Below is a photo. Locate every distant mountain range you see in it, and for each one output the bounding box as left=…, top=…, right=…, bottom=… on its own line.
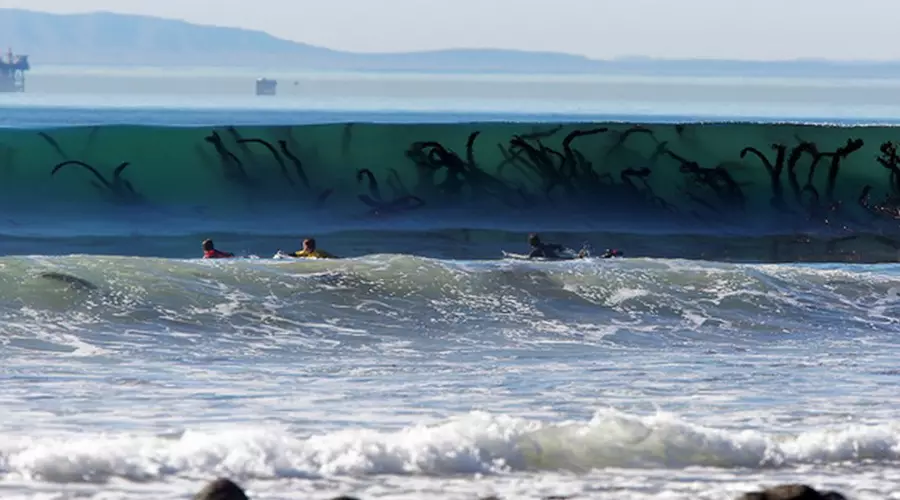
left=3, top=8, right=900, bottom=77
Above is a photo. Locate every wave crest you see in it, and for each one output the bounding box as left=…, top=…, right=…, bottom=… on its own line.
left=3, top=410, right=898, bottom=484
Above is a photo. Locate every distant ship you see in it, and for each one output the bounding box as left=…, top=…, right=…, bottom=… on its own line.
left=0, top=48, right=29, bottom=92
left=255, top=77, right=277, bottom=96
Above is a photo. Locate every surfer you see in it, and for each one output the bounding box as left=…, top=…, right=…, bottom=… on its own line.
left=600, top=248, right=623, bottom=258
left=526, top=233, right=582, bottom=259
left=523, top=234, right=620, bottom=260
left=282, top=238, right=337, bottom=259
left=202, top=239, right=234, bottom=259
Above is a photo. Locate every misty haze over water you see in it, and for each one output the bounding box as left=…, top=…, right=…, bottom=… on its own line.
left=11, top=66, right=900, bottom=120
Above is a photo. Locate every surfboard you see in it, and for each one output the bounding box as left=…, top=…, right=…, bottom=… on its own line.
left=501, top=251, right=533, bottom=260
left=196, top=255, right=260, bottom=261
left=501, top=250, right=581, bottom=261
left=272, top=251, right=333, bottom=260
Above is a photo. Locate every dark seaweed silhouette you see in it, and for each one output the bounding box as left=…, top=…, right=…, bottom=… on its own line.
left=485, top=126, right=683, bottom=214
left=203, top=132, right=250, bottom=185
left=618, top=166, right=673, bottom=211
left=783, top=138, right=864, bottom=207
left=406, top=132, right=519, bottom=207
left=50, top=160, right=143, bottom=203
left=226, top=127, right=255, bottom=164
left=236, top=138, right=294, bottom=186
left=786, top=140, right=820, bottom=203
left=605, top=126, right=659, bottom=160
left=508, top=135, right=569, bottom=198
left=37, top=132, right=68, bottom=160
left=876, top=141, right=900, bottom=194
left=561, top=128, right=608, bottom=183
left=620, top=167, right=652, bottom=193
left=494, top=126, right=683, bottom=215
left=740, top=138, right=863, bottom=227
left=355, top=168, right=426, bottom=215
left=667, top=150, right=745, bottom=211
left=37, top=128, right=100, bottom=165
left=740, top=144, right=789, bottom=212
left=276, top=139, right=333, bottom=207
left=356, top=169, right=381, bottom=200
left=411, top=137, right=469, bottom=199
left=277, top=140, right=311, bottom=190
left=820, top=138, right=864, bottom=203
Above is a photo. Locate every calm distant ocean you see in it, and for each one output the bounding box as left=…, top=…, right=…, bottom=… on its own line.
left=0, top=69, right=897, bottom=500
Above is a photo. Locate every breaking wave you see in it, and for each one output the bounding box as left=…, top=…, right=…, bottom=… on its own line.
left=2, top=410, right=898, bottom=484
left=3, top=253, right=900, bottom=356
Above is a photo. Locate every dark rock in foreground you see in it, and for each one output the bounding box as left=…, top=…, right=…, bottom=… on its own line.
left=738, top=484, right=848, bottom=500
left=193, top=478, right=365, bottom=500
left=194, top=478, right=249, bottom=500
left=193, top=478, right=852, bottom=500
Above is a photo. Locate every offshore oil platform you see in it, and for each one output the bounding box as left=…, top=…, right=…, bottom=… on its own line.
left=0, top=48, right=29, bottom=92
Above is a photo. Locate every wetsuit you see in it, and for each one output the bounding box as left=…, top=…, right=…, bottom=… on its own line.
left=528, top=243, right=565, bottom=259
left=291, top=249, right=336, bottom=259
left=203, top=249, right=234, bottom=259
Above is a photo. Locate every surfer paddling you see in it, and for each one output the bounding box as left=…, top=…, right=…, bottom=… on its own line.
left=526, top=233, right=570, bottom=259
left=277, top=238, right=337, bottom=259
left=202, top=239, right=235, bottom=259
left=522, top=233, right=621, bottom=260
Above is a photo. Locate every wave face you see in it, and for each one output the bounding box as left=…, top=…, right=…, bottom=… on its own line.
left=7, top=254, right=900, bottom=345
left=2, top=254, right=900, bottom=499
left=4, top=118, right=900, bottom=243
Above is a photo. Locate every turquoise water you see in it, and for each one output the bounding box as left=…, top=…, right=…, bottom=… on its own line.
left=0, top=73, right=897, bottom=500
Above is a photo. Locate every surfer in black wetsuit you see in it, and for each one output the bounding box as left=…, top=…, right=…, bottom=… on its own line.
left=526, top=234, right=621, bottom=260
left=527, top=233, right=568, bottom=259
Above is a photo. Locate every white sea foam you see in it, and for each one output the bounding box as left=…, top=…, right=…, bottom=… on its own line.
left=2, top=410, right=898, bottom=485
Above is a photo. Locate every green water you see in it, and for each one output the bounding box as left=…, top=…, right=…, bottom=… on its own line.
left=2, top=120, right=894, bottom=234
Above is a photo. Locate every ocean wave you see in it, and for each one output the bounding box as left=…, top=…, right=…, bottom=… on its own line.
left=1, top=410, right=897, bottom=484
left=0, top=254, right=898, bottom=356
left=0, top=116, right=898, bottom=246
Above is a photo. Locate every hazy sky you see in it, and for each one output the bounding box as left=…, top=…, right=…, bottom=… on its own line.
left=0, top=0, right=897, bottom=60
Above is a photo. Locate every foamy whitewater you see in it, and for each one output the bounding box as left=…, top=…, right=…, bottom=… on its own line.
left=1, top=74, right=900, bottom=500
